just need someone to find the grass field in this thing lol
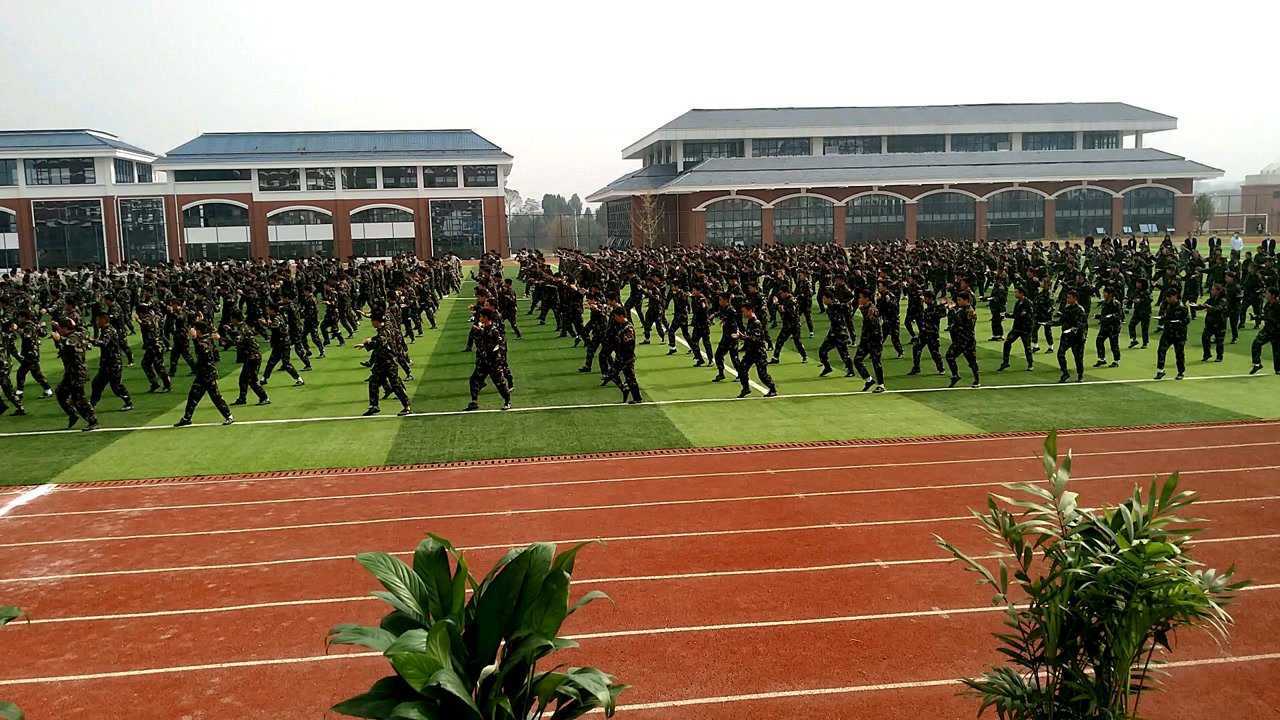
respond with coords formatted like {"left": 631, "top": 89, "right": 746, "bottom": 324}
{"left": 1, "top": 276, "right": 1277, "bottom": 486}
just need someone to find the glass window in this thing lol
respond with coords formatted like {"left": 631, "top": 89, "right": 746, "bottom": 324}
{"left": 430, "top": 199, "right": 485, "bottom": 258}
{"left": 605, "top": 200, "right": 632, "bottom": 248}
{"left": 463, "top": 165, "right": 498, "bottom": 188}
{"left": 181, "top": 202, "right": 250, "bottom": 261}
{"left": 351, "top": 207, "right": 415, "bottom": 257}
{"left": 887, "top": 135, "right": 945, "bottom": 154}
{"left": 1055, "top": 187, "right": 1113, "bottom": 238}
{"left": 342, "top": 167, "right": 377, "bottom": 190}
{"left": 119, "top": 198, "right": 167, "bottom": 264}
{"left": 950, "top": 133, "right": 1010, "bottom": 152}
{"left": 0, "top": 210, "right": 16, "bottom": 270}
{"left": 267, "top": 209, "right": 333, "bottom": 259}
{"left": 258, "top": 168, "right": 300, "bottom": 192}
{"left": 382, "top": 166, "right": 418, "bottom": 189}
{"left": 136, "top": 163, "right": 153, "bottom": 183}
{"left": 1083, "top": 131, "right": 1121, "bottom": 150}
{"left": 823, "top": 136, "right": 881, "bottom": 155}
{"left": 0, "top": 159, "right": 16, "bottom": 186}
{"left": 267, "top": 209, "right": 331, "bottom": 225}
{"left": 25, "top": 158, "right": 96, "bottom": 185}
{"left": 751, "top": 138, "right": 811, "bottom": 157}
{"left": 423, "top": 166, "right": 458, "bottom": 188}
{"left": 986, "top": 190, "right": 1044, "bottom": 241}
{"left": 173, "top": 168, "right": 251, "bottom": 182}
{"left": 114, "top": 158, "right": 135, "bottom": 183}
{"left": 1123, "top": 187, "right": 1175, "bottom": 233}
{"left": 773, "top": 196, "right": 834, "bottom": 245}
{"left": 33, "top": 200, "right": 105, "bottom": 268}
{"left": 682, "top": 140, "right": 744, "bottom": 165}
{"left": 704, "top": 199, "right": 762, "bottom": 248}
{"left": 0, "top": 211, "right": 14, "bottom": 233}
{"left": 1022, "top": 132, "right": 1075, "bottom": 151}
{"left": 306, "top": 167, "right": 335, "bottom": 191}
{"left": 846, "top": 194, "right": 905, "bottom": 243}
{"left": 917, "top": 192, "right": 976, "bottom": 240}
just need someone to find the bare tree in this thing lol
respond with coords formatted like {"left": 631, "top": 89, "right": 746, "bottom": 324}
{"left": 1193, "top": 193, "right": 1216, "bottom": 234}
{"left": 633, "top": 194, "right": 666, "bottom": 247}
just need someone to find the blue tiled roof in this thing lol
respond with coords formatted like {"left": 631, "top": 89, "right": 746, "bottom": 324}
{"left": 161, "top": 130, "right": 511, "bottom": 165}
{"left": 0, "top": 129, "right": 158, "bottom": 157}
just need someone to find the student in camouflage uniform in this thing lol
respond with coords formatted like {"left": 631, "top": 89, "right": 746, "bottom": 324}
{"left": 465, "top": 307, "right": 513, "bottom": 411}
{"left": 137, "top": 302, "right": 172, "bottom": 393}
{"left": 222, "top": 314, "right": 270, "bottom": 406}
{"left": 712, "top": 292, "right": 741, "bottom": 382}
{"left": 769, "top": 286, "right": 807, "bottom": 364}
{"left": 1154, "top": 288, "right": 1190, "bottom": 380}
{"left": 0, "top": 319, "right": 26, "bottom": 416}
{"left": 1250, "top": 287, "right": 1280, "bottom": 375}
{"left": 817, "top": 289, "right": 855, "bottom": 378}
{"left": 51, "top": 319, "right": 98, "bottom": 431}
{"left": 908, "top": 293, "right": 946, "bottom": 376}
{"left": 14, "top": 309, "right": 53, "bottom": 398}
{"left": 1057, "top": 288, "right": 1088, "bottom": 383}
{"left": 854, "top": 287, "right": 886, "bottom": 393}
{"left": 1092, "top": 287, "right": 1123, "bottom": 368}
{"left": 358, "top": 315, "right": 411, "bottom": 416}
{"left": 174, "top": 320, "right": 234, "bottom": 427}
{"left": 88, "top": 312, "right": 133, "bottom": 411}
{"left": 261, "top": 305, "right": 304, "bottom": 387}
{"left": 1195, "top": 283, "right": 1228, "bottom": 363}
{"left": 998, "top": 285, "right": 1035, "bottom": 372}
{"left": 1127, "top": 276, "right": 1152, "bottom": 349}
{"left": 734, "top": 303, "right": 778, "bottom": 398}
{"left": 944, "top": 291, "right": 980, "bottom": 388}
{"left": 687, "top": 288, "right": 713, "bottom": 367}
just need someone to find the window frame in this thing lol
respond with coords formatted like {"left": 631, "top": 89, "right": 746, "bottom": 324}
{"left": 341, "top": 166, "right": 378, "bottom": 190}
{"left": 381, "top": 166, "right": 419, "bottom": 189}
{"left": 462, "top": 165, "right": 498, "bottom": 188}
{"left": 24, "top": 157, "right": 97, "bottom": 185}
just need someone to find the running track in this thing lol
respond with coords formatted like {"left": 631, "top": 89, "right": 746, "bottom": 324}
{"left": 1, "top": 420, "right": 1279, "bottom": 719}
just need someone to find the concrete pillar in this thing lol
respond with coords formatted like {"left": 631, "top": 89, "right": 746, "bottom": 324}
{"left": 250, "top": 203, "right": 270, "bottom": 260}
{"left": 974, "top": 199, "right": 987, "bottom": 242}
{"left": 102, "top": 197, "right": 120, "bottom": 266}
{"left": 833, "top": 204, "right": 847, "bottom": 246}
{"left": 15, "top": 200, "right": 36, "bottom": 270}
{"left": 333, "top": 203, "right": 353, "bottom": 259}
{"left": 1043, "top": 197, "right": 1056, "bottom": 239}
{"left": 1135, "top": 131, "right": 1144, "bottom": 149}
{"left": 416, "top": 199, "right": 432, "bottom": 258}
{"left": 1112, "top": 195, "right": 1126, "bottom": 236}
{"left": 761, "top": 206, "right": 775, "bottom": 246}
{"left": 164, "top": 195, "right": 182, "bottom": 262}
{"left": 905, "top": 202, "right": 918, "bottom": 242}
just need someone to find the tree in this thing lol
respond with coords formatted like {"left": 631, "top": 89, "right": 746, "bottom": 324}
{"left": 633, "top": 195, "right": 666, "bottom": 247}
{"left": 567, "top": 194, "right": 583, "bottom": 216}
{"left": 504, "top": 189, "right": 523, "bottom": 215}
{"left": 330, "top": 535, "right": 624, "bottom": 720}
{"left": 935, "top": 433, "right": 1247, "bottom": 720}
{"left": 1193, "top": 193, "right": 1216, "bottom": 234}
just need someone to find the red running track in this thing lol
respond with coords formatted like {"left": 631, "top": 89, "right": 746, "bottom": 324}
{"left": 1, "top": 420, "right": 1278, "bottom": 719}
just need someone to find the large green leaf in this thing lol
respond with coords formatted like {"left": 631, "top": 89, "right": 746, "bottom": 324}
{"left": 359, "top": 553, "right": 432, "bottom": 624}
{"left": 331, "top": 676, "right": 414, "bottom": 719}
{"left": 0, "top": 607, "right": 23, "bottom": 626}
{"left": 388, "top": 701, "right": 440, "bottom": 720}
{"left": 390, "top": 652, "right": 448, "bottom": 692}
{"left": 524, "top": 569, "right": 572, "bottom": 638}
{"left": 472, "top": 545, "right": 542, "bottom": 666}
{"left": 412, "top": 537, "right": 452, "bottom": 621}
{"left": 0, "top": 701, "right": 23, "bottom": 720}
{"left": 428, "top": 667, "right": 483, "bottom": 720}
{"left": 327, "top": 624, "right": 398, "bottom": 653}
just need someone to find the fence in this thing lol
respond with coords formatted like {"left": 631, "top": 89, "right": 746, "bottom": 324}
{"left": 507, "top": 212, "right": 620, "bottom": 252}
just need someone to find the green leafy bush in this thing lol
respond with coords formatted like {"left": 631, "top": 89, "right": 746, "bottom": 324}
{"left": 330, "top": 535, "right": 624, "bottom": 720}
{"left": 936, "top": 433, "right": 1248, "bottom": 719}
{"left": 1, "top": 606, "right": 24, "bottom": 720}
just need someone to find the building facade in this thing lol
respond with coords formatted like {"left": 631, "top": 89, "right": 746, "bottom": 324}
{"left": 587, "top": 103, "right": 1223, "bottom": 247}
{"left": 0, "top": 128, "right": 513, "bottom": 270}
{"left": 1205, "top": 161, "right": 1280, "bottom": 235}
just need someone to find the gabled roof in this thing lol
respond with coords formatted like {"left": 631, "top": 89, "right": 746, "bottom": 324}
{"left": 0, "top": 129, "right": 158, "bottom": 158}
{"left": 622, "top": 102, "right": 1178, "bottom": 158}
{"left": 159, "top": 129, "right": 512, "bottom": 166}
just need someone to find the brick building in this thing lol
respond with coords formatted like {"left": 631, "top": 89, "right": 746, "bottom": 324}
{"left": 0, "top": 128, "right": 513, "bottom": 270}
{"left": 587, "top": 103, "right": 1222, "bottom": 247}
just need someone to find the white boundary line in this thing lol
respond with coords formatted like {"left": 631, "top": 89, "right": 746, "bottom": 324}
{"left": 18, "top": 539, "right": 1280, "bottom": 626}
{"left": 9, "top": 441, "right": 1276, "bottom": 519}
{"left": 4, "top": 459, "right": 1277, "bottom": 549}
{"left": 0, "top": 372, "right": 1266, "bottom": 439}
{"left": 11, "top": 419, "right": 1279, "bottom": 495}
{"left": 0, "top": 484, "right": 53, "bottom": 517}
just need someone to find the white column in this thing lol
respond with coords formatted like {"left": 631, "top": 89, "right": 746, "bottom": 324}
{"left": 675, "top": 140, "right": 684, "bottom": 172}
{"left": 811, "top": 137, "right": 823, "bottom": 156}
{"left": 1010, "top": 132, "right": 1022, "bottom": 151}
{"left": 944, "top": 134, "right": 952, "bottom": 152}
{"left": 1135, "top": 131, "right": 1144, "bottom": 149}
{"left": 743, "top": 139, "right": 753, "bottom": 157}
{"left": 880, "top": 135, "right": 888, "bottom": 153}
{"left": 1074, "top": 131, "right": 1084, "bottom": 150}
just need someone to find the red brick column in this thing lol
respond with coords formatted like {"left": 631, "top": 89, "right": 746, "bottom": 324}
{"left": 250, "top": 202, "right": 270, "bottom": 260}
{"left": 482, "top": 196, "right": 507, "bottom": 256}
{"left": 689, "top": 210, "right": 706, "bottom": 247}
{"left": 102, "top": 196, "right": 120, "bottom": 266}
{"left": 1042, "top": 197, "right": 1056, "bottom": 240}
{"left": 1111, "top": 196, "right": 1126, "bottom": 236}
{"left": 1174, "top": 194, "right": 1193, "bottom": 235}
{"left": 164, "top": 195, "right": 182, "bottom": 262}
{"left": 333, "top": 204, "right": 353, "bottom": 259}
{"left": 974, "top": 199, "right": 987, "bottom": 242}
{"left": 761, "top": 206, "right": 776, "bottom": 245}
{"left": 905, "top": 202, "right": 918, "bottom": 242}
{"left": 833, "top": 204, "right": 847, "bottom": 246}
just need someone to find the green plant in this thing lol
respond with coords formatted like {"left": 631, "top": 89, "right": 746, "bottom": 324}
{"left": 1192, "top": 193, "right": 1216, "bottom": 233}
{"left": 935, "top": 433, "right": 1248, "bottom": 719}
{"left": 1, "top": 606, "right": 25, "bottom": 720}
{"left": 330, "top": 535, "right": 624, "bottom": 720}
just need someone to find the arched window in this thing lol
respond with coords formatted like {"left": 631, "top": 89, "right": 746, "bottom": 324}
{"left": 986, "top": 190, "right": 1044, "bottom": 241}
{"left": 773, "top": 196, "right": 834, "bottom": 245}
{"left": 917, "top": 192, "right": 976, "bottom": 240}
{"left": 704, "top": 198, "right": 762, "bottom": 248}
{"left": 846, "top": 194, "right": 905, "bottom": 243}
{"left": 1055, "top": 188, "right": 1113, "bottom": 238}
{"left": 267, "top": 208, "right": 333, "bottom": 259}
{"left": 351, "top": 206, "right": 415, "bottom": 258}
{"left": 1123, "top": 187, "right": 1175, "bottom": 234}
{"left": 182, "top": 201, "right": 250, "bottom": 262}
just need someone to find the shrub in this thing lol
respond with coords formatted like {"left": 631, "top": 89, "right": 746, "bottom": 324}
{"left": 1, "top": 606, "right": 24, "bottom": 720}
{"left": 935, "top": 433, "right": 1248, "bottom": 719}
{"left": 330, "top": 535, "right": 624, "bottom": 719}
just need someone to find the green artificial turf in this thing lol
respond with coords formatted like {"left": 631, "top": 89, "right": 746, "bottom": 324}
{"left": 1, "top": 277, "right": 1276, "bottom": 486}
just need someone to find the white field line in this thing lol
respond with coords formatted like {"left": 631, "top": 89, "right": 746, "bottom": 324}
{"left": 18, "top": 537, "right": 1280, "bottom": 626}
{"left": 9, "top": 418, "right": 1277, "bottom": 496}
{"left": 0, "top": 484, "right": 53, "bottom": 517}
{"left": 0, "top": 372, "right": 1266, "bottom": 439}
{"left": 597, "top": 652, "right": 1280, "bottom": 713}
{"left": 3, "top": 457, "right": 1278, "bottom": 549}
{"left": 9, "top": 439, "right": 1277, "bottom": 519}
{"left": 3, "top": 604, "right": 1279, "bottom": 688}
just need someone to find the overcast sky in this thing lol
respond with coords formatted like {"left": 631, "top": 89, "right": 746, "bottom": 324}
{"left": 2, "top": 0, "right": 1276, "bottom": 202}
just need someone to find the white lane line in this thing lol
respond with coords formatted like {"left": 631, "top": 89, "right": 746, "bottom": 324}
{"left": 0, "top": 372, "right": 1266, "bottom": 439}
{"left": 5, "top": 460, "right": 1278, "bottom": 549}
{"left": 11, "top": 441, "right": 1276, "bottom": 519}
{"left": 20, "top": 535, "right": 1279, "bottom": 626}
{"left": 29, "top": 419, "right": 1280, "bottom": 495}
{"left": 0, "top": 484, "right": 53, "bottom": 517}
{"left": 635, "top": 308, "right": 770, "bottom": 395}
{"left": 600, "top": 653, "right": 1280, "bottom": 713}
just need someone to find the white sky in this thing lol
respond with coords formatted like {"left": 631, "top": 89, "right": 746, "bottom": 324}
{"left": 1, "top": 0, "right": 1277, "bottom": 203}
